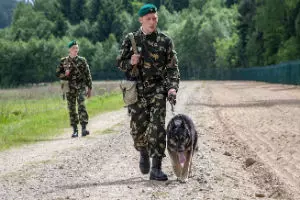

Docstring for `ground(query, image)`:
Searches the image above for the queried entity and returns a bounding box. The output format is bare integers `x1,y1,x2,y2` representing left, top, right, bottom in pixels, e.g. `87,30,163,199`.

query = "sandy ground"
0,81,300,200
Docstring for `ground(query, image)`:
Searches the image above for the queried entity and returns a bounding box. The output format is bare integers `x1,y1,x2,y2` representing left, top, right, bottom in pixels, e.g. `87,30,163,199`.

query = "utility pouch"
120,32,139,105
61,80,70,93
120,80,138,105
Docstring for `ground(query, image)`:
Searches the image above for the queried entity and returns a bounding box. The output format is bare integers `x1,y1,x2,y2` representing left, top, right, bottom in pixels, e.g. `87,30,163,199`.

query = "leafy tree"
111,11,134,42
168,8,215,79
131,1,145,15
213,5,239,68
123,0,134,14
53,14,69,38
189,0,207,11
76,37,96,66
0,39,24,86
91,0,124,42
245,31,265,67
33,0,69,38
0,27,12,40
236,0,256,67
167,0,240,79
58,0,72,22
0,38,58,86
214,33,239,69
172,0,189,11
277,36,300,62
11,2,55,41
91,34,122,79
70,0,86,24
86,0,101,22
34,0,58,20
68,20,92,39
225,0,239,8
157,5,177,31
255,0,285,65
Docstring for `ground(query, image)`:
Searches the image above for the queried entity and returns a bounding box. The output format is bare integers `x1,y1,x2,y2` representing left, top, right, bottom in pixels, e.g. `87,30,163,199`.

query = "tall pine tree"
87,0,100,22
70,0,85,24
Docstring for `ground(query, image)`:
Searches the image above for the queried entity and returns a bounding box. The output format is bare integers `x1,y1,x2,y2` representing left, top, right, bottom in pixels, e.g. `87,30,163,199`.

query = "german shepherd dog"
167,114,198,182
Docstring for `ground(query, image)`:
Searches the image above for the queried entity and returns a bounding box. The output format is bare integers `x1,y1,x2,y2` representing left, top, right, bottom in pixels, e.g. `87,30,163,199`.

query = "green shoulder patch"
78,56,86,62
60,57,67,61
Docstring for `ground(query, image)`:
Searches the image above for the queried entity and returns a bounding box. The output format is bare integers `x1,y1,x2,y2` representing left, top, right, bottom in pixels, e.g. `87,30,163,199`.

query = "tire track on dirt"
208,81,300,198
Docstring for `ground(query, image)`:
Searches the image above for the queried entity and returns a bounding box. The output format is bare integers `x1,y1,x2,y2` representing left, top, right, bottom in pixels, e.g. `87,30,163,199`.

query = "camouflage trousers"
66,87,89,126
129,93,167,158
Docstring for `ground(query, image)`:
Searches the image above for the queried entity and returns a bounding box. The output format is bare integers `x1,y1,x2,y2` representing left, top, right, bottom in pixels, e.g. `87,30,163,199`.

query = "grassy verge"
0,92,124,151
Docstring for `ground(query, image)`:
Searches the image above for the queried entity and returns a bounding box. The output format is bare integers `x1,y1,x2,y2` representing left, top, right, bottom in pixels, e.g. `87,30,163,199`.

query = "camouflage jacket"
117,28,180,95
56,56,92,90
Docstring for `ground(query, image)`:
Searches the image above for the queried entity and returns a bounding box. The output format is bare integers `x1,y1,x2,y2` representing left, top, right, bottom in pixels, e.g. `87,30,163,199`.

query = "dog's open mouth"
178,152,186,166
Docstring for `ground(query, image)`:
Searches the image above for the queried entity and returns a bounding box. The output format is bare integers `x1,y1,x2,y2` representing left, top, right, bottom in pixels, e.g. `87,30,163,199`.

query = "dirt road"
1,81,299,200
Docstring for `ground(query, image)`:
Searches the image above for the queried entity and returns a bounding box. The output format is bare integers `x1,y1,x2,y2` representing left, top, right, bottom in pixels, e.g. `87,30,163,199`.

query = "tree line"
1,0,300,87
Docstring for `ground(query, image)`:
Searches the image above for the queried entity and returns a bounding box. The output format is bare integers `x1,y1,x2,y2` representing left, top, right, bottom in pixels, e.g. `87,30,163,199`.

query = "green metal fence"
94,60,300,85
180,60,300,85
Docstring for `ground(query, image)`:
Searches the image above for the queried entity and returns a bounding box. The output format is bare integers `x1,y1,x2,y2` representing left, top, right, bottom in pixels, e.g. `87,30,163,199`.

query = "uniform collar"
140,26,158,36
138,27,158,40
68,55,78,61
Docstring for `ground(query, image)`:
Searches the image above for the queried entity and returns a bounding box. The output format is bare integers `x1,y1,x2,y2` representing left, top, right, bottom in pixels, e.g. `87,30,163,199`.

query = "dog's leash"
170,103,176,116
168,93,177,116
170,102,178,117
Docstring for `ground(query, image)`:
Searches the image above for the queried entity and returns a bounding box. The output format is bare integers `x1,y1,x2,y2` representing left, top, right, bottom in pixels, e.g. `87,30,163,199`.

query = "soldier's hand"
167,88,177,105
86,88,92,98
65,69,70,77
130,54,140,66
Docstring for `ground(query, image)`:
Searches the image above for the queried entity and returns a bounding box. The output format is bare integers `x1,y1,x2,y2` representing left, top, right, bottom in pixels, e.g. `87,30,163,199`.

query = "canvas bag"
61,80,70,93
120,79,138,105
120,33,138,106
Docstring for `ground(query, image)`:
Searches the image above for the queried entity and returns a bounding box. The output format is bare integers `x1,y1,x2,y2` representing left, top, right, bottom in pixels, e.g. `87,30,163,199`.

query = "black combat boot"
71,125,78,138
139,147,150,174
81,124,90,137
150,157,168,181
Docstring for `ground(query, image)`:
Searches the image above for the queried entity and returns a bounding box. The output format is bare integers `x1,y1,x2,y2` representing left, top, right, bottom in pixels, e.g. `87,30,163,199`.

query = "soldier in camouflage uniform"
117,4,180,181
56,40,93,138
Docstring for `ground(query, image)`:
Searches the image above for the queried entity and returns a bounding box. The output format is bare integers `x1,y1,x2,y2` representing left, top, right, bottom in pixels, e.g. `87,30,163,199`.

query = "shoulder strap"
128,33,139,77
128,33,138,54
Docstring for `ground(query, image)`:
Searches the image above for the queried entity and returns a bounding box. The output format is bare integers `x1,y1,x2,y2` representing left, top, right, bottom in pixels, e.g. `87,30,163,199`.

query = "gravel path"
0,81,299,200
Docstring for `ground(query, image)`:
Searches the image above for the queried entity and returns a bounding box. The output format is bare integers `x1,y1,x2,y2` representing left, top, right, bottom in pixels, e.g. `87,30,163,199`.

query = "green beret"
138,4,157,17
68,40,77,48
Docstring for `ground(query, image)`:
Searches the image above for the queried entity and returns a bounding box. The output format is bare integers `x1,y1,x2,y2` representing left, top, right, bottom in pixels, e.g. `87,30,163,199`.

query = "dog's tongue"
178,152,186,166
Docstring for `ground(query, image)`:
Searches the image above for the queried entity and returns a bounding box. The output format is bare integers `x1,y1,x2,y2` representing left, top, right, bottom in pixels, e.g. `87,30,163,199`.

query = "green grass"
0,92,124,151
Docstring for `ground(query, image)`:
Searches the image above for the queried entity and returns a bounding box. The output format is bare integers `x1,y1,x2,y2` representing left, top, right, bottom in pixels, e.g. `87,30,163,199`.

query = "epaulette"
158,31,169,39
78,56,86,61
60,57,67,61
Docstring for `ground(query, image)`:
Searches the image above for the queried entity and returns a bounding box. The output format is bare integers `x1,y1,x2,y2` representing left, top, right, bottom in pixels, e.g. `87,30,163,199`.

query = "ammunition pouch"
61,80,70,93
120,80,138,106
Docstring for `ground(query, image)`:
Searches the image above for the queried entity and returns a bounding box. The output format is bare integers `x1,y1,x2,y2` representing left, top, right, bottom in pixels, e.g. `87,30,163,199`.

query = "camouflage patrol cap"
68,40,77,48
138,4,157,17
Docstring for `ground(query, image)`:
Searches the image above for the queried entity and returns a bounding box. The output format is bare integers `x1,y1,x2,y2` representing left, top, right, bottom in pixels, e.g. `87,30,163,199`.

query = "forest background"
1,0,300,87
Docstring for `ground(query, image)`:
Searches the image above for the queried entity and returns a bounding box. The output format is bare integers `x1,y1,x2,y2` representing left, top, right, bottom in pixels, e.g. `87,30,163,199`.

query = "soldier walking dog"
117,4,180,181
